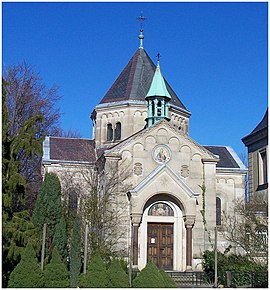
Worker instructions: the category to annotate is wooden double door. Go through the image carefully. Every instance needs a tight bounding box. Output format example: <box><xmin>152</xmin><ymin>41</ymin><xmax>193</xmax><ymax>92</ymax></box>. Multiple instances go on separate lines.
<box><xmin>147</xmin><ymin>223</ymin><xmax>173</xmax><ymax>270</ymax></box>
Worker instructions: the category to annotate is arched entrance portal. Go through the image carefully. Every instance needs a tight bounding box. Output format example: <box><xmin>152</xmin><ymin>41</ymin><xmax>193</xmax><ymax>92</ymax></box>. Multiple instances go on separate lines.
<box><xmin>138</xmin><ymin>195</ymin><xmax>185</xmax><ymax>271</ymax></box>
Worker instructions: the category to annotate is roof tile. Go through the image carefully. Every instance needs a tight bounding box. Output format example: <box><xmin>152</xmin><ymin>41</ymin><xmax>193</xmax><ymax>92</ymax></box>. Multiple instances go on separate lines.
<box><xmin>99</xmin><ymin>49</ymin><xmax>188</xmax><ymax>111</ymax></box>
<box><xmin>50</xmin><ymin>137</ymin><xmax>96</xmax><ymax>163</ymax></box>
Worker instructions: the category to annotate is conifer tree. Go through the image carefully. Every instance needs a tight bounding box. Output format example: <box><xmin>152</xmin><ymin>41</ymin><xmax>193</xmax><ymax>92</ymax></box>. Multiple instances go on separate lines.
<box><xmin>2</xmin><ymin>80</ymin><xmax>44</xmax><ymax>217</ymax></box>
<box><xmin>108</xmin><ymin>258</ymin><xmax>130</xmax><ymax>288</ymax></box>
<box><xmin>43</xmin><ymin>247</ymin><xmax>70</xmax><ymax>288</ymax></box>
<box><xmin>2</xmin><ymin>80</ymin><xmax>44</xmax><ymax>287</ymax></box>
<box><xmin>8</xmin><ymin>242</ymin><xmax>44</xmax><ymax>288</ymax></box>
<box><xmin>132</xmin><ymin>261</ymin><xmax>165</xmax><ymax>288</ymax></box>
<box><xmin>159</xmin><ymin>269</ymin><xmax>177</xmax><ymax>288</ymax></box>
<box><xmin>70</xmin><ymin>215</ymin><xmax>82</xmax><ymax>287</ymax></box>
<box><xmin>53</xmin><ymin>216</ymin><xmax>67</xmax><ymax>262</ymax></box>
<box><xmin>32</xmin><ymin>172</ymin><xmax>63</xmax><ymax>256</ymax></box>
<box><xmin>79</xmin><ymin>251</ymin><xmax>109</xmax><ymax>288</ymax></box>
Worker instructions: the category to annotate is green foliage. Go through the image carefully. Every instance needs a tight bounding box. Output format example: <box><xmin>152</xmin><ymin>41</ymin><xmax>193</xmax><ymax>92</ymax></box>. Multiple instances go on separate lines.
<box><xmin>32</xmin><ymin>173</ymin><xmax>62</xmax><ymax>238</ymax></box>
<box><xmin>2</xmin><ymin>210</ymin><xmax>41</xmax><ymax>287</ymax></box>
<box><xmin>202</xmin><ymin>250</ymin><xmax>268</xmax><ymax>286</ymax></box>
<box><xmin>53</xmin><ymin>216</ymin><xmax>67</xmax><ymax>262</ymax></box>
<box><xmin>202</xmin><ymin>250</ymin><xmax>229</xmax><ymax>280</ymax></box>
<box><xmin>44</xmin><ymin>247</ymin><xmax>70</xmax><ymax>288</ymax></box>
<box><xmin>132</xmin><ymin>261</ymin><xmax>165</xmax><ymax>288</ymax></box>
<box><xmin>70</xmin><ymin>215</ymin><xmax>82</xmax><ymax>287</ymax></box>
<box><xmin>3</xmin><ymin>210</ymin><xmax>41</xmax><ymax>262</ymax></box>
<box><xmin>2</xmin><ymin>69</ymin><xmax>57</xmax><ymax>286</ymax></box>
<box><xmin>2</xmin><ymin>81</ymin><xmax>44</xmax><ymax>216</ymax></box>
<box><xmin>32</xmin><ymin>172</ymin><xmax>64</xmax><ymax>260</ymax></box>
<box><xmin>159</xmin><ymin>269</ymin><xmax>177</xmax><ymax>288</ymax></box>
<box><xmin>8</xmin><ymin>242</ymin><xmax>44</xmax><ymax>288</ymax></box>
<box><xmin>79</xmin><ymin>251</ymin><xmax>109</xmax><ymax>288</ymax></box>
<box><xmin>107</xmin><ymin>258</ymin><xmax>130</xmax><ymax>287</ymax></box>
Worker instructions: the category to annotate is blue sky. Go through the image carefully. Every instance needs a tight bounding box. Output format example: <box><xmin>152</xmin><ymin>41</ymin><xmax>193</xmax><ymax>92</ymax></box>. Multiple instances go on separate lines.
<box><xmin>2</xmin><ymin>2</ymin><xmax>268</xmax><ymax>157</ymax></box>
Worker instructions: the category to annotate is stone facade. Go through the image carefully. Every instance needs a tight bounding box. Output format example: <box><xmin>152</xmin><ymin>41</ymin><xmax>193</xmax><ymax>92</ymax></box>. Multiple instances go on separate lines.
<box><xmin>42</xmin><ymin>45</ymin><xmax>247</xmax><ymax>272</ymax></box>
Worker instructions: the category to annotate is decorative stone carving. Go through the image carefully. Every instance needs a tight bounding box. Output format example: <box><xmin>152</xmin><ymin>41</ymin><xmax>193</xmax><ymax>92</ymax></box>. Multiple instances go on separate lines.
<box><xmin>181</xmin><ymin>165</ymin><xmax>189</xmax><ymax>178</ymax></box>
<box><xmin>160</xmin><ymin>176</ymin><xmax>168</xmax><ymax>186</ymax></box>
<box><xmin>134</xmin><ymin>162</ymin><xmax>143</xmax><ymax>176</ymax></box>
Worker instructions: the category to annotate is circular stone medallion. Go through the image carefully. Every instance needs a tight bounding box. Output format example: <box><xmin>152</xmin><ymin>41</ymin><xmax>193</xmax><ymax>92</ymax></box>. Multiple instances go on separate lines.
<box><xmin>152</xmin><ymin>145</ymin><xmax>171</xmax><ymax>164</ymax></box>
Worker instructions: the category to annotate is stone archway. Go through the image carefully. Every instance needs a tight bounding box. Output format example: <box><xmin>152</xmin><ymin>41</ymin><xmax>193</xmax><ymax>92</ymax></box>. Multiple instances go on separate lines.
<box><xmin>138</xmin><ymin>197</ymin><xmax>183</xmax><ymax>271</ymax></box>
<box><xmin>130</xmin><ymin>193</ymin><xmax>195</xmax><ymax>272</ymax></box>
<box><xmin>128</xmin><ymin>165</ymin><xmax>198</xmax><ymax>271</ymax></box>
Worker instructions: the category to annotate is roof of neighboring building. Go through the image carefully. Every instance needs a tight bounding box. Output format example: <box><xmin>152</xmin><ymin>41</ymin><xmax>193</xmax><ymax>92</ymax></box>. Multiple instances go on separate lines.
<box><xmin>250</xmin><ymin>108</ymin><xmax>268</xmax><ymax>135</ymax></box>
<box><xmin>48</xmin><ymin>137</ymin><xmax>96</xmax><ymax>163</ymax></box>
<box><xmin>98</xmin><ymin>48</ymin><xmax>189</xmax><ymax>112</ymax></box>
<box><xmin>242</xmin><ymin>109</ymin><xmax>268</xmax><ymax>147</ymax></box>
<box><xmin>204</xmin><ymin>146</ymin><xmax>244</xmax><ymax>169</ymax></box>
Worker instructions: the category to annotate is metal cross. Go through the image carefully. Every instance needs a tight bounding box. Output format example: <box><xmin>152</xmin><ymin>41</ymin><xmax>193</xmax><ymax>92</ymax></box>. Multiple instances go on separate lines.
<box><xmin>157</xmin><ymin>52</ymin><xmax>161</xmax><ymax>62</ymax></box>
<box><xmin>137</xmin><ymin>12</ymin><xmax>147</xmax><ymax>30</ymax></box>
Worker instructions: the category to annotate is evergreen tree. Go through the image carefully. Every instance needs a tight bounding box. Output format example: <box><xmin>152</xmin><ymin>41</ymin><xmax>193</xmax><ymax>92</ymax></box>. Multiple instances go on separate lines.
<box><xmin>53</xmin><ymin>216</ymin><xmax>67</xmax><ymax>262</ymax></box>
<box><xmin>108</xmin><ymin>258</ymin><xmax>130</xmax><ymax>287</ymax></box>
<box><xmin>79</xmin><ymin>251</ymin><xmax>109</xmax><ymax>288</ymax></box>
<box><xmin>8</xmin><ymin>242</ymin><xmax>44</xmax><ymax>288</ymax></box>
<box><xmin>2</xmin><ymin>80</ymin><xmax>44</xmax><ymax>217</ymax></box>
<box><xmin>32</xmin><ymin>172</ymin><xmax>63</xmax><ymax>255</ymax></box>
<box><xmin>44</xmin><ymin>247</ymin><xmax>70</xmax><ymax>288</ymax></box>
<box><xmin>2</xmin><ymin>80</ymin><xmax>44</xmax><ymax>287</ymax></box>
<box><xmin>132</xmin><ymin>261</ymin><xmax>165</xmax><ymax>288</ymax></box>
<box><xmin>70</xmin><ymin>215</ymin><xmax>82</xmax><ymax>287</ymax></box>
<box><xmin>159</xmin><ymin>269</ymin><xmax>177</xmax><ymax>288</ymax></box>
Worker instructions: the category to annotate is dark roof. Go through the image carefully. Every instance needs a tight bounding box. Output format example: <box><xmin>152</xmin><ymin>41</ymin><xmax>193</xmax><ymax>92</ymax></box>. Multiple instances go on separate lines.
<box><xmin>99</xmin><ymin>48</ymin><xmax>189</xmax><ymax>111</ymax></box>
<box><xmin>242</xmin><ymin>109</ymin><xmax>268</xmax><ymax>147</ymax></box>
<box><xmin>204</xmin><ymin>146</ymin><xmax>240</xmax><ymax>168</ymax></box>
<box><xmin>49</xmin><ymin>137</ymin><xmax>96</xmax><ymax>163</ymax></box>
<box><xmin>250</xmin><ymin>108</ymin><xmax>268</xmax><ymax>135</ymax></box>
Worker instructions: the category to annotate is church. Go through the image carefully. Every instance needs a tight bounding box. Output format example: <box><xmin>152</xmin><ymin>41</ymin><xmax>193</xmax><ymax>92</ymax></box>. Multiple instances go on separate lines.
<box><xmin>42</xmin><ymin>20</ymin><xmax>247</xmax><ymax>272</ymax></box>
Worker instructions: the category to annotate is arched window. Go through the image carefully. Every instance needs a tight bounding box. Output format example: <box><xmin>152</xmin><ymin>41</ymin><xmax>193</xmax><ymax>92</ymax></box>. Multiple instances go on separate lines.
<box><xmin>69</xmin><ymin>191</ymin><xmax>78</xmax><ymax>211</ymax></box>
<box><xmin>107</xmin><ymin>123</ymin><xmax>113</xmax><ymax>141</ymax></box>
<box><xmin>115</xmin><ymin>122</ymin><xmax>121</xmax><ymax>141</ymax></box>
<box><xmin>157</xmin><ymin>100</ymin><xmax>162</xmax><ymax>116</ymax></box>
<box><xmin>216</xmin><ymin>197</ymin><xmax>221</xmax><ymax>225</ymax></box>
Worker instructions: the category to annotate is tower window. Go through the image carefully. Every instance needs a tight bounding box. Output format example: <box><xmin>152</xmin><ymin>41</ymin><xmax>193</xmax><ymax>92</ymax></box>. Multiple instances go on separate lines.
<box><xmin>157</xmin><ymin>100</ymin><xmax>162</xmax><ymax>116</ymax></box>
<box><xmin>107</xmin><ymin>123</ymin><xmax>113</xmax><ymax>141</ymax></box>
<box><xmin>115</xmin><ymin>122</ymin><xmax>121</xmax><ymax>141</ymax></box>
<box><xmin>216</xmin><ymin>197</ymin><xmax>221</xmax><ymax>226</ymax></box>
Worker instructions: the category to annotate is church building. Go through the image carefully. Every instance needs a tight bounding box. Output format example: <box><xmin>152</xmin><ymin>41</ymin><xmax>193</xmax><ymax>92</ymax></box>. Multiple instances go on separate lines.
<box><xmin>42</xmin><ymin>19</ymin><xmax>247</xmax><ymax>272</ymax></box>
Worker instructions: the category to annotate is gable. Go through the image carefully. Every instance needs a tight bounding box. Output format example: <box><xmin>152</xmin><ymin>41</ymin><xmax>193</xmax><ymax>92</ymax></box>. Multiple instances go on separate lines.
<box><xmin>129</xmin><ymin>163</ymin><xmax>198</xmax><ymax>216</ymax></box>
<box><xmin>104</xmin><ymin>119</ymin><xmax>218</xmax><ymax>162</ymax></box>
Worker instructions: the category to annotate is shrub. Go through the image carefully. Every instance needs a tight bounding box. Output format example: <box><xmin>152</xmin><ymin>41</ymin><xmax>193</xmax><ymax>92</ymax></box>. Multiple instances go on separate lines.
<box><xmin>132</xmin><ymin>261</ymin><xmax>165</xmax><ymax>288</ymax></box>
<box><xmin>202</xmin><ymin>250</ymin><xmax>268</xmax><ymax>287</ymax></box>
<box><xmin>43</xmin><ymin>248</ymin><xmax>70</xmax><ymax>288</ymax></box>
<box><xmin>108</xmin><ymin>258</ymin><xmax>130</xmax><ymax>287</ymax></box>
<box><xmin>159</xmin><ymin>269</ymin><xmax>176</xmax><ymax>288</ymax></box>
<box><xmin>79</xmin><ymin>251</ymin><xmax>109</xmax><ymax>288</ymax></box>
<box><xmin>8</xmin><ymin>242</ymin><xmax>44</xmax><ymax>288</ymax></box>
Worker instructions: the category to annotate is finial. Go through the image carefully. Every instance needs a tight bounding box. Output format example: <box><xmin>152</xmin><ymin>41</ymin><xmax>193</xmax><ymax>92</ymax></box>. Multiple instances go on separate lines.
<box><xmin>156</xmin><ymin>52</ymin><xmax>161</xmax><ymax>67</ymax></box>
<box><xmin>137</xmin><ymin>12</ymin><xmax>146</xmax><ymax>49</ymax></box>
